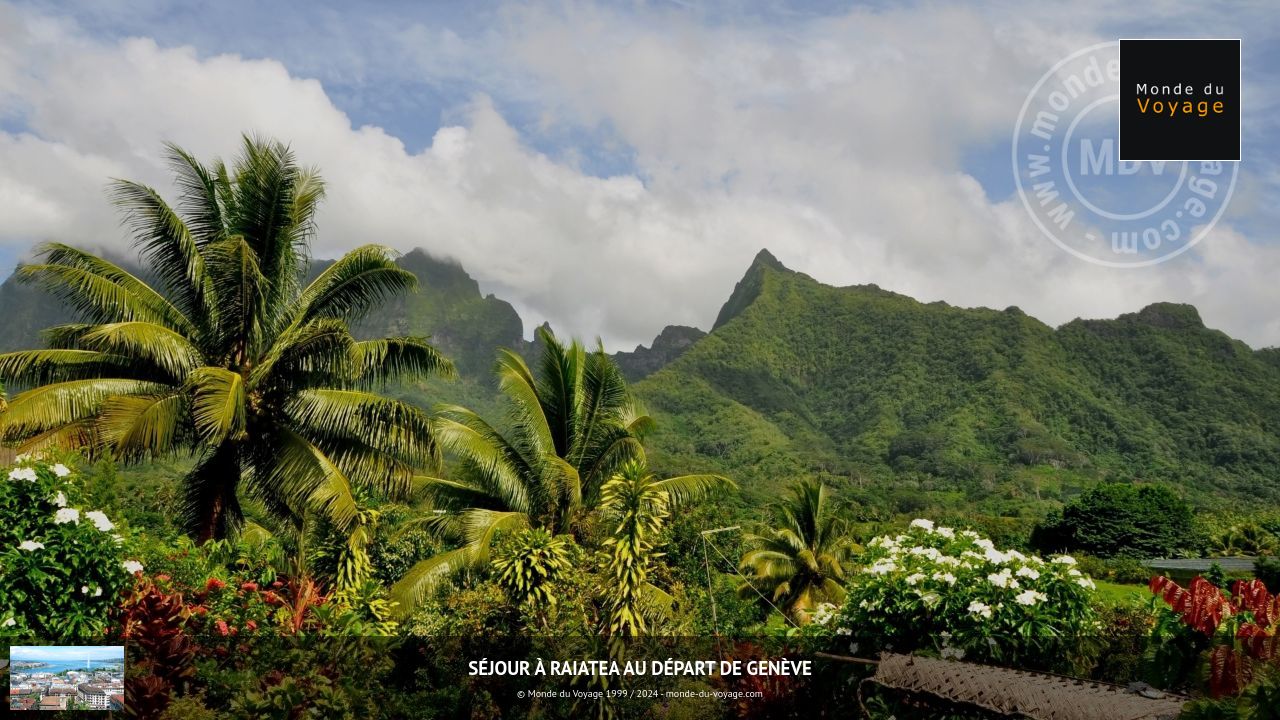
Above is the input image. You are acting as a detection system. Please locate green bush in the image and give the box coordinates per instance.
[1031,483,1198,558]
[1076,554,1152,585]
[0,458,142,640]
[818,520,1099,673]
[1254,556,1280,589]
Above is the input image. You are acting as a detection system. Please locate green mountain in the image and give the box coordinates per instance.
[4,244,1278,519]
[632,250,1280,513]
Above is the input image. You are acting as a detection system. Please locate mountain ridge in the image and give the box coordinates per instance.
[1,244,1276,513]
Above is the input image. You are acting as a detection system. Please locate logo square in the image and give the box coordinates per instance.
[1119,39,1240,161]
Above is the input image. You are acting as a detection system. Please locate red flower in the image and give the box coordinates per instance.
[245,620,258,631]
[215,620,229,637]
[240,581,259,592]
[271,581,284,589]
[205,578,226,592]
[191,605,209,615]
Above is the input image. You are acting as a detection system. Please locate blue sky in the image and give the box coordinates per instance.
[1,0,1278,348]
[10,645,124,662]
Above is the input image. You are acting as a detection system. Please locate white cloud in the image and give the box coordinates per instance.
[0,1,1278,351]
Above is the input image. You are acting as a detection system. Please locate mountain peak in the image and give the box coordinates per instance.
[750,248,787,272]
[1131,302,1204,330]
[712,249,791,330]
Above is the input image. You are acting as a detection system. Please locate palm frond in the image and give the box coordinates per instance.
[651,473,734,508]
[186,367,246,445]
[76,322,203,381]
[0,378,167,443]
[97,392,188,463]
[351,337,456,386]
[287,388,439,468]
[108,179,214,329]
[0,349,132,387]
[27,242,196,333]
[389,547,474,616]
[293,245,417,325]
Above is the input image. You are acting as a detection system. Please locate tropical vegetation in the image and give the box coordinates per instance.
[737,478,852,624]
[392,327,728,612]
[0,457,141,639]
[0,137,452,543]
[6,138,1280,718]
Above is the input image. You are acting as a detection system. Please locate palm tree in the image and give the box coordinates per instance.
[0,137,453,541]
[391,327,728,611]
[738,478,851,624]
[1211,523,1279,557]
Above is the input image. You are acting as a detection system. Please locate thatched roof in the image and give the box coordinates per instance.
[871,654,1186,720]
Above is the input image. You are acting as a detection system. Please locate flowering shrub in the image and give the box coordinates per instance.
[0,457,142,639]
[817,519,1099,671]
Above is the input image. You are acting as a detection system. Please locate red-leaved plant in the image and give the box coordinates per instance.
[1151,575,1280,697]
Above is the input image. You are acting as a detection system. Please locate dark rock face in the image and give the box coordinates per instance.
[613,325,708,381]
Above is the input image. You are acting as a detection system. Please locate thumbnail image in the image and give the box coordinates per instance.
[8,646,124,712]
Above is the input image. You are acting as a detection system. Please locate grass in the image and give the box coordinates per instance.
[1094,580,1149,607]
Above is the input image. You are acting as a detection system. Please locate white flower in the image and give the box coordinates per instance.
[8,467,37,482]
[81,585,89,594]
[960,530,980,538]
[905,573,926,586]
[110,534,123,545]
[1067,568,1082,577]
[17,540,44,551]
[983,547,1009,564]
[2,617,14,627]
[974,539,995,551]
[1015,589,1048,606]
[920,591,941,608]
[811,602,837,626]
[121,560,144,574]
[932,572,957,585]
[936,527,955,539]
[967,601,993,618]
[53,508,80,525]
[52,464,71,478]
[93,587,102,597]
[1051,555,1077,566]
[909,518,935,532]
[84,510,114,532]
[51,491,67,508]
[14,453,31,463]
[1076,577,1097,590]
[1015,566,1040,580]
[987,570,1019,589]
[1006,550,1026,562]
[866,560,898,575]
[835,627,852,636]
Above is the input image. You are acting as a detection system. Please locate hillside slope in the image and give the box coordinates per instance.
[634,250,1280,510]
